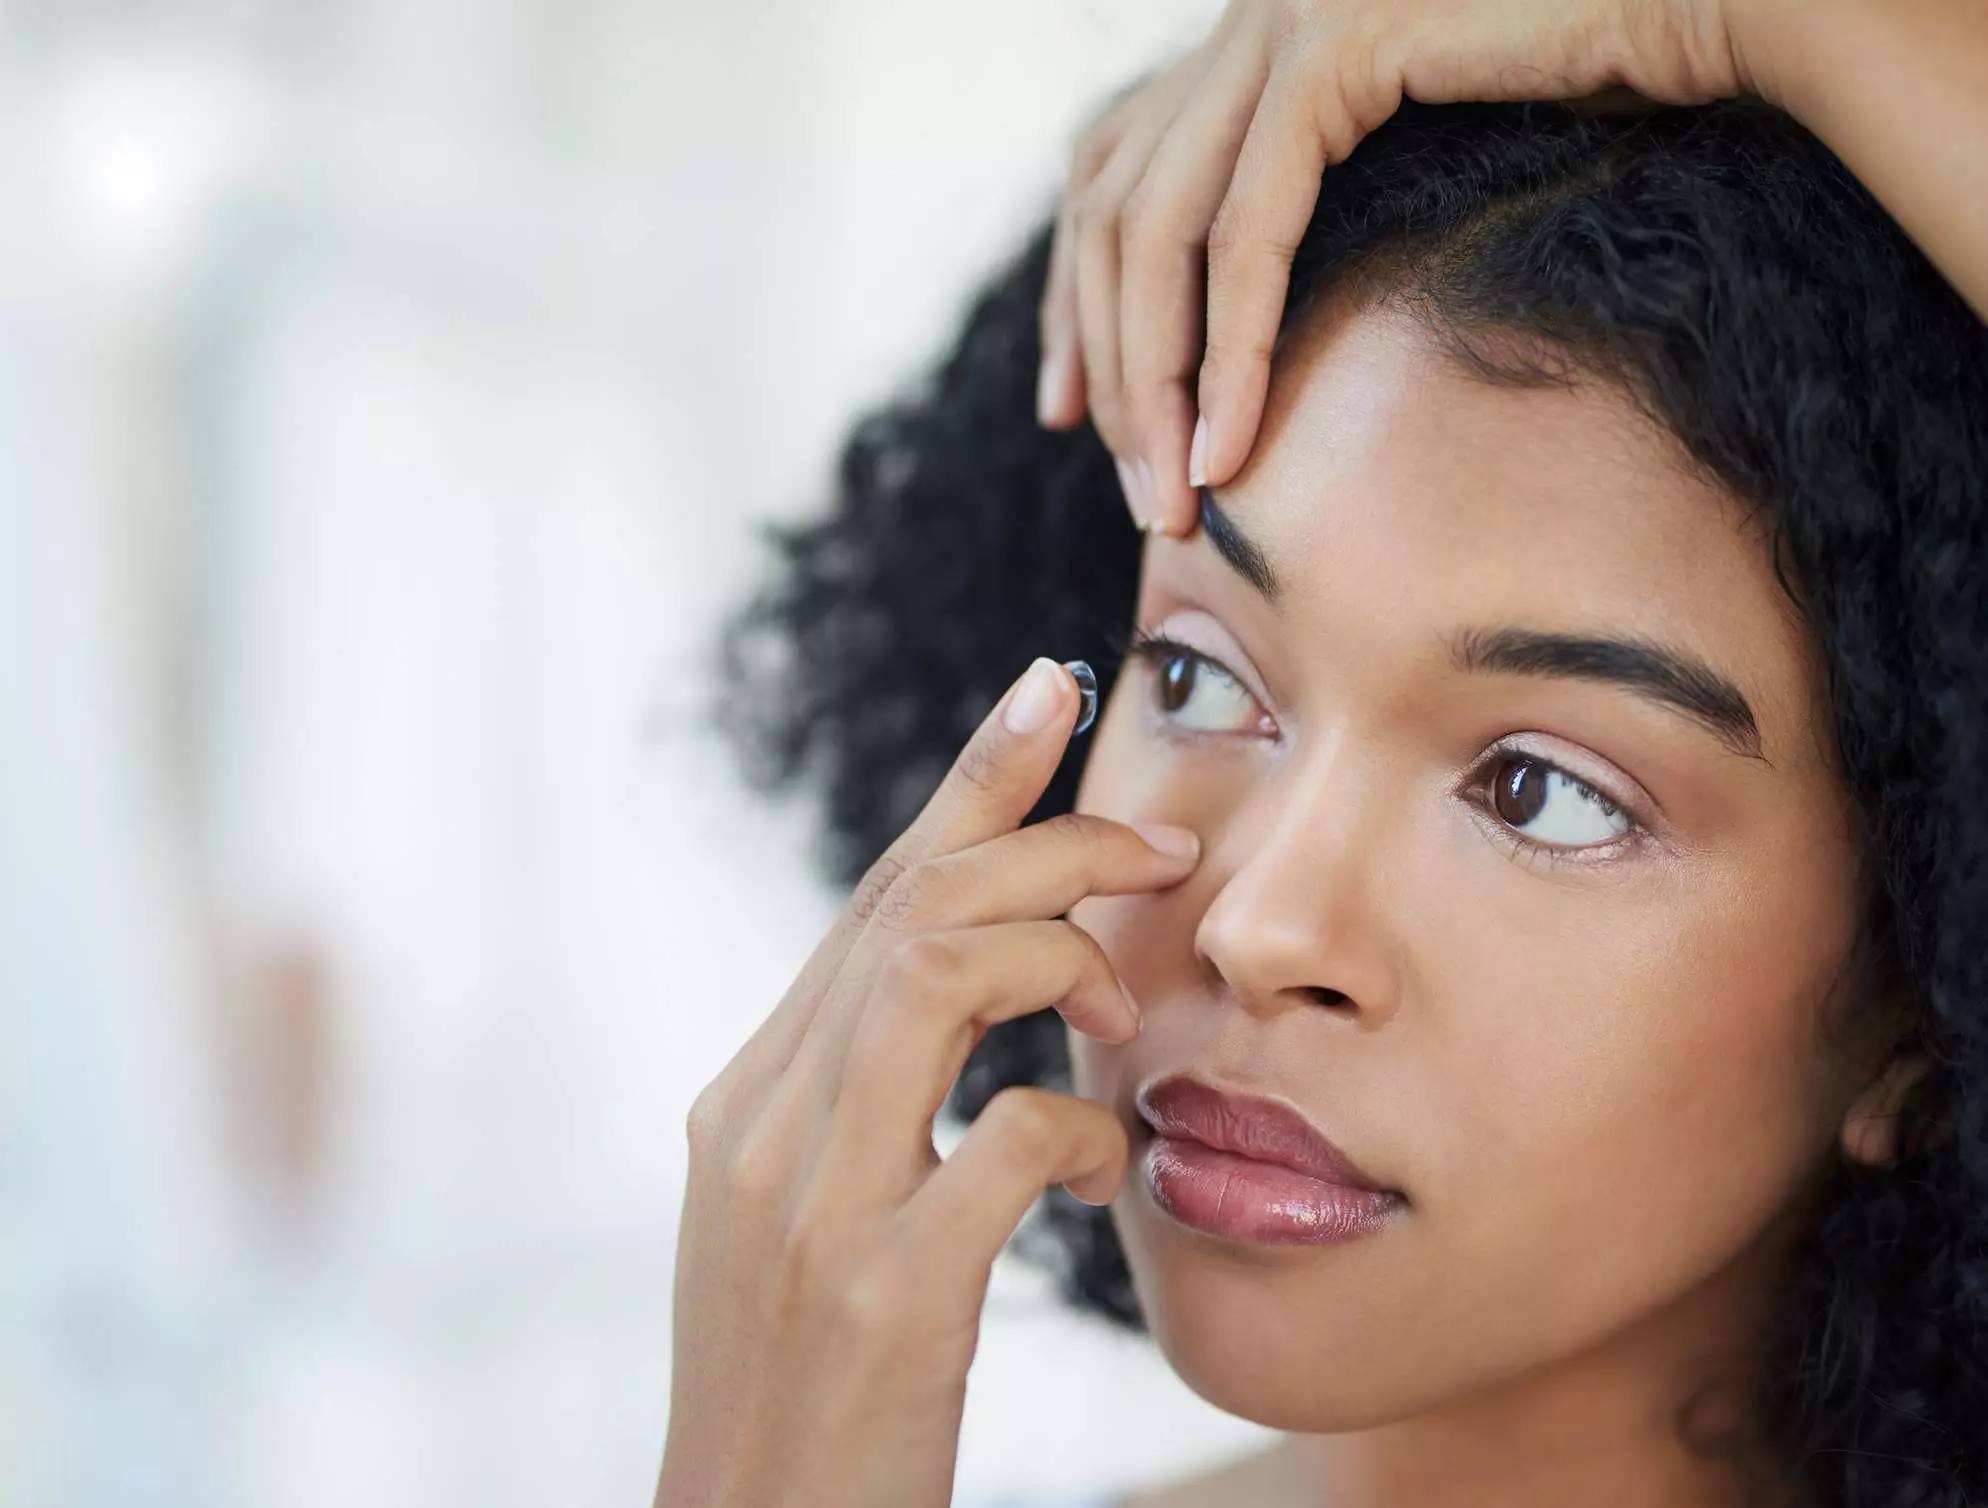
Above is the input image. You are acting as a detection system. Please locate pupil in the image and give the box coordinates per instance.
[1494,758,1547,826]
[1158,653,1196,712]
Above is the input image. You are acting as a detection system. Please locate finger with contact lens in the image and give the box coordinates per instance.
[701,656,1088,1121]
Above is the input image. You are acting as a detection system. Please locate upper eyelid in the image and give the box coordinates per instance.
[1125,625,1269,702]
[1475,736,1649,830]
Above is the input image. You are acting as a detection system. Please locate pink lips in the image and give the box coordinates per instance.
[1133,1073,1405,1246]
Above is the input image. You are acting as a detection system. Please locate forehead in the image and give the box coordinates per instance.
[1221,292,1826,766]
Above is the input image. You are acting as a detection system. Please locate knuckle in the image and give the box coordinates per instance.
[848,848,914,927]
[684,1079,733,1157]
[1055,914,1113,972]
[1040,809,1109,859]
[951,733,1005,803]
[879,932,968,1000]
[830,1265,904,1342]
[869,859,946,935]
[726,1123,791,1209]
[1203,203,1254,263]
[1071,127,1118,184]
[1117,180,1173,250]
[1200,303,1281,372]
[984,1086,1065,1168]
[1267,1,1315,56]
[1072,179,1121,246]
[1207,207,1296,281]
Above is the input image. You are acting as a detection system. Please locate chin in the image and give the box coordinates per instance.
[1109,1165,1451,1434]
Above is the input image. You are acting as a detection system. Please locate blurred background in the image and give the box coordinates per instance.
[0,1,1279,1504]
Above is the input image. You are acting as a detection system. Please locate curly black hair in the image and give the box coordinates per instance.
[715,98,1988,1506]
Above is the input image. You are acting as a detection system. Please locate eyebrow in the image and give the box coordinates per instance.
[1199,487,1279,599]
[1195,487,1766,761]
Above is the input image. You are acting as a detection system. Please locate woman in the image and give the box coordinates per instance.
[663,1,1988,1505]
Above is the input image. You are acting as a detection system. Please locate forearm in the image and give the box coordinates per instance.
[1741,0,1988,323]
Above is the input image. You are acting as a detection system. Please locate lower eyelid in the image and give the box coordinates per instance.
[1463,773,1645,865]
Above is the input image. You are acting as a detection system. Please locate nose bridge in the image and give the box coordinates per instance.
[1192,725,1402,1019]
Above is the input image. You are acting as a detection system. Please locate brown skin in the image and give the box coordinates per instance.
[662,2,1975,1501]
[1065,290,1927,1508]
[658,284,1926,1508]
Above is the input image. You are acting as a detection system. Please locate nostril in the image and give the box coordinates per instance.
[1303,986,1350,1008]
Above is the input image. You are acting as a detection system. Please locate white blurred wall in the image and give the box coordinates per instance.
[0,2,1276,1504]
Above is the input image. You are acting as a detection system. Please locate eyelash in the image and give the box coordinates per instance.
[1114,627,1649,869]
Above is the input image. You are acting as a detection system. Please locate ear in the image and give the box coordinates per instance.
[1839,1051,1936,1167]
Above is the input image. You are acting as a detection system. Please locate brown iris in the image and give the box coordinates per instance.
[1491,757,1551,828]
[1157,653,1197,713]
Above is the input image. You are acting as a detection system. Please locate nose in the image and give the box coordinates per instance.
[1190,750,1403,1028]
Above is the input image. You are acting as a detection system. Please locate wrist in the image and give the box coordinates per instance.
[1728,0,1878,119]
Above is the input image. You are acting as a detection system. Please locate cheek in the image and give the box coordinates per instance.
[1406,845,1854,1359]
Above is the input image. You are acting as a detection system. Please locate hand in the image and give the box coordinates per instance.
[655,657,1201,1508]
[1036,0,1758,537]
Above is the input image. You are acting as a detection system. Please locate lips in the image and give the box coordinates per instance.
[1134,1073,1395,1194]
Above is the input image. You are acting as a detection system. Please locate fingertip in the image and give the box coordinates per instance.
[1187,412,1208,488]
[1036,343,1084,429]
[1065,1161,1126,1208]
[1035,352,1060,427]
[1114,456,1150,529]
[1196,376,1266,488]
[1159,476,1198,538]
[1126,390,1198,537]
[1118,978,1144,1032]
[1131,821,1200,862]
[1002,656,1072,736]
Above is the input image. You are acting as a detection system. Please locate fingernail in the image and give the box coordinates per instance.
[1119,979,1144,1029]
[1003,656,1067,735]
[1113,456,1147,528]
[1135,457,1158,529]
[1132,822,1200,861]
[1187,414,1208,488]
[1036,348,1068,425]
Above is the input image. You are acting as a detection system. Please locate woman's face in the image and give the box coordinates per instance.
[1066,291,1884,1433]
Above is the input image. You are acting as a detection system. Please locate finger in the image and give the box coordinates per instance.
[1038,193,1089,429]
[780,812,1195,1121]
[709,655,1087,1108]
[1040,104,1135,431]
[812,920,1138,1213]
[1198,56,1395,489]
[896,1090,1132,1295]
[1118,27,1271,539]
[1073,112,1164,466]
[845,810,1200,942]
[1072,60,1206,473]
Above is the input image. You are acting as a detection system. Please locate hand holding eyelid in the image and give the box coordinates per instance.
[657,653,1197,1508]
[1038,0,1760,539]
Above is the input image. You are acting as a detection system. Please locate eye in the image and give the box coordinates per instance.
[1123,629,1268,735]
[1483,753,1635,849]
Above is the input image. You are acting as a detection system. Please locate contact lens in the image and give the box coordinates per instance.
[1062,659,1099,736]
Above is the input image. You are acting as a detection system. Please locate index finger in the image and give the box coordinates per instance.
[1196,65,1377,488]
